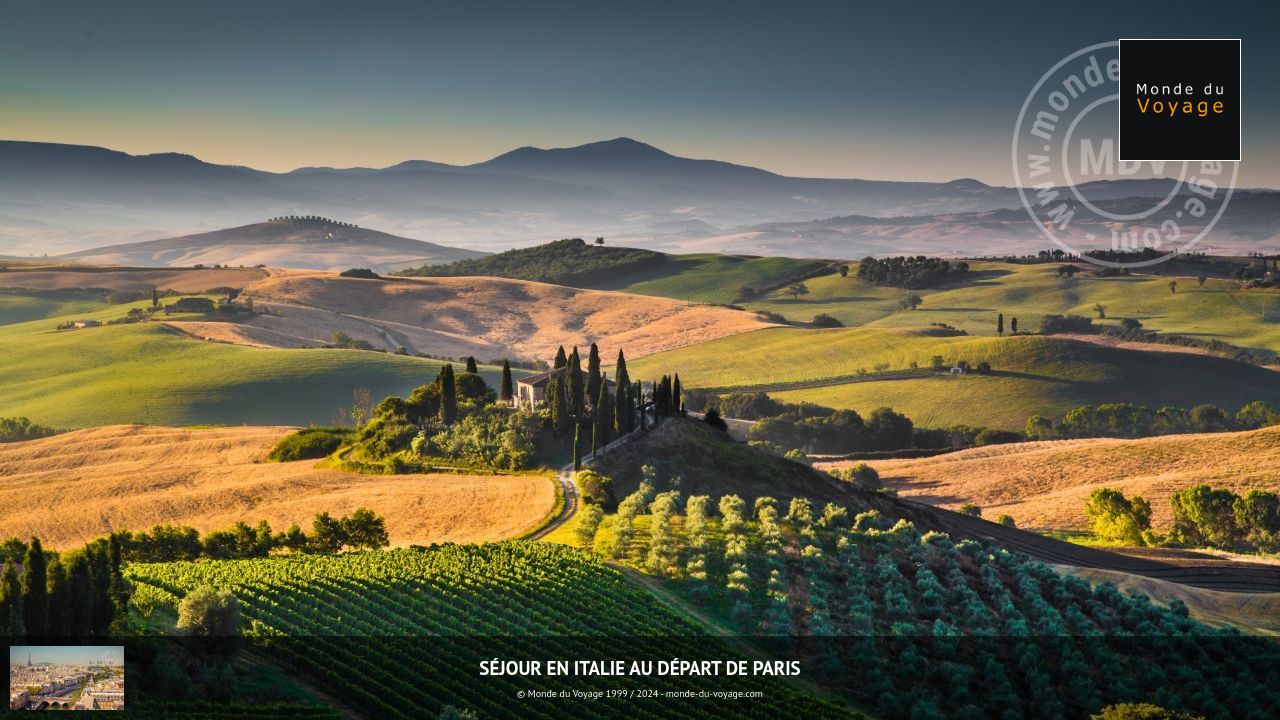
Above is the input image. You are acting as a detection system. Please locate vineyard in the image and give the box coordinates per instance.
[582,480,1280,720]
[125,543,863,719]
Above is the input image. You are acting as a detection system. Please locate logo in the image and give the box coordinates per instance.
[1012,41,1238,268]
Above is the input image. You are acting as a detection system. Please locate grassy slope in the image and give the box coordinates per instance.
[0,304,500,427]
[631,327,1280,429]
[745,262,1280,352]
[0,294,106,324]
[585,253,829,304]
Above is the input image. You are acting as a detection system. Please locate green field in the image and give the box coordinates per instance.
[741,262,1280,352]
[0,293,106,325]
[631,327,1280,429]
[126,543,860,720]
[586,253,830,304]
[0,306,506,428]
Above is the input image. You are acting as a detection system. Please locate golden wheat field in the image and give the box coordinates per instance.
[0,425,555,548]
[817,426,1280,531]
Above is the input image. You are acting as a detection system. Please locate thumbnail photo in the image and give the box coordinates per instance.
[9,646,124,711]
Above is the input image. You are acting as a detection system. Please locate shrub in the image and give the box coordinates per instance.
[177,586,241,636]
[702,408,729,432]
[974,428,1022,446]
[1039,314,1094,334]
[996,514,1017,527]
[957,504,982,517]
[1091,704,1205,720]
[1085,488,1152,545]
[575,470,615,508]
[837,463,881,491]
[811,313,844,328]
[267,427,353,462]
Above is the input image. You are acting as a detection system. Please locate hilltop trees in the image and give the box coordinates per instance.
[997,313,1004,335]
[553,346,567,369]
[858,256,969,288]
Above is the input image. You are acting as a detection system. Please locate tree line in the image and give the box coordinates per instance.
[856,256,970,289]
[118,509,390,562]
[397,237,665,285]
[1086,485,1280,551]
[1027,400,1280,440]
[0,535,125,638]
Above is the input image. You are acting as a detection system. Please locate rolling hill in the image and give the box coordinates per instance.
[402,237,832,305]
[739,261,1280,353]
[59,217,485,272]
[0,306,496,427]
[629,327,1280,429]
[176,270,778,363]
[0,425,554,548]
[582,417,1280,594]
[819,425,1280,532]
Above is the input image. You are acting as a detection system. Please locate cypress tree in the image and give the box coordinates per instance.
[586,343,602,409]
[465,356,479,374]
[67,552,92,637]
[997,313,1004,336]
[1011,317,1018,334]
[499,360,514,404]
[46,557,69,636]
[614,350,631,435]
[2,565,22,636]
[567,347,585,419]
[673,374,682,415]
[89,545,113,636]
[572,421,582,471]
[638,382,648,431]
[553,346,567,369]
[438,364,457,425]
[594,373,612,452]
[21,537,48,638]
[151,287,159,308]
[548,374,571,436]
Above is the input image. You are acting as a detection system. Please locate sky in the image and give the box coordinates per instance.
[10,646,123,665]
[2,0,1278,186]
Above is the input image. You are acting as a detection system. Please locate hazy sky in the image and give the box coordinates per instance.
[10,646,123,665]
[2,0,1277,185]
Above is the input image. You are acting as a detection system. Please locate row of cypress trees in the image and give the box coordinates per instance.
[0,535,126,639]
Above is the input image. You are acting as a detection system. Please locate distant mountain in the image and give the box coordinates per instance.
[60,217,486,272]
[1,138,1271,258]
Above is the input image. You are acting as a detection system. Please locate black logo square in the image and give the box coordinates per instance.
[1119,39,1240,161]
